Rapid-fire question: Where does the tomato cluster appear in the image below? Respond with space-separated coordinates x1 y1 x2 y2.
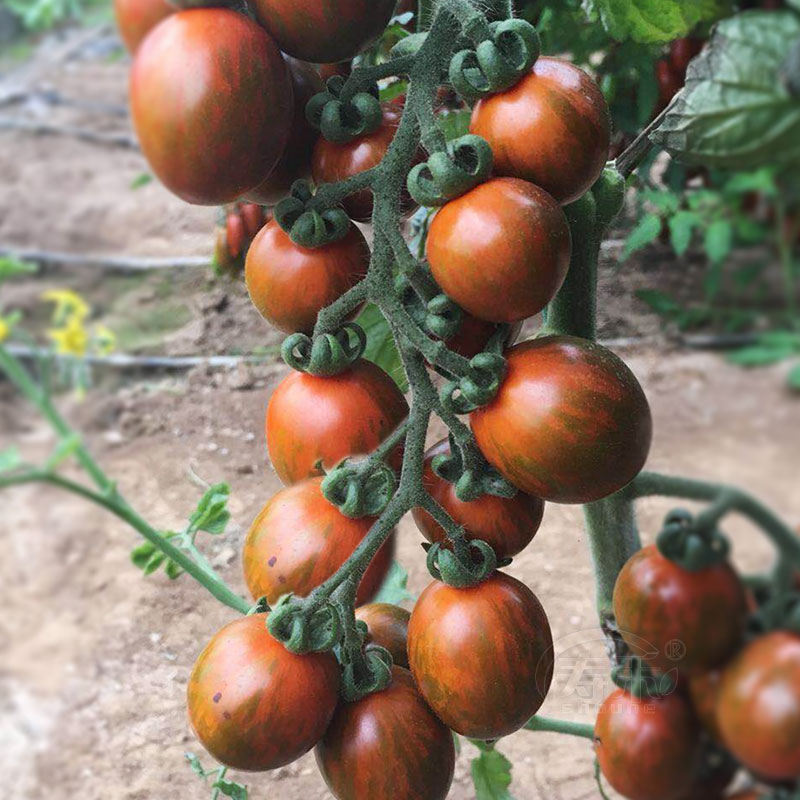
213 203 267 278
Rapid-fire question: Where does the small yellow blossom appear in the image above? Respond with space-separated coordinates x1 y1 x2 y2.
0 318 9 343
42 289 90 325
93 324 116 356
48 315 89 356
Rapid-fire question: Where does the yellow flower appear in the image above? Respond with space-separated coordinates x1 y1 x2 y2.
0 311 20 343
42 289 90 325
0 318 9 343
48 315 89 356
93 324 116 356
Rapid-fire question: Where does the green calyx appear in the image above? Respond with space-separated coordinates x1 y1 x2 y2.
748 591 800 638
267 596 341 654
439 348 507 414
611 655 676 700
341 644 394 702
449 19 540 103
432 433 517 502
407 134 494 206
274 180 351 249
306 76 383 144
656 508 731 571
281 322 366 376
426 538 498 587
395 272 464 341
322 458 398 519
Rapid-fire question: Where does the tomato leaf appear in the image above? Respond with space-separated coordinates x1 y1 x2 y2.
704 219 733 264
727 344 796 366
787 363 800 392
131 541 158 570
668 210 700 255
212 779 248 800
635 288 680 315
651 11 800 169
185 753 208 778
372 560 416 604
622 213 662 259
0 447 22 474
0 256 37 282
188 483 231 535
356 303 409 391
471 745 515 800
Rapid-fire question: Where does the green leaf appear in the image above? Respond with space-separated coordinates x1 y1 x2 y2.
652 12 800 169
734 217 768 245
131 541 158 570
722 168 777 197
471 746 515 800
371 560 416 604
0 447 22 474
728 345 796 366
704 219 733 264
130 173 153 190
380 80 408 103
623 213 662 259
184 753 208 778
669 210 700 255
213 779 248 800
635 288 680 315
45 433 82 470
165 559 184 580
643 189 680 214
355 304 408 391
189 483 231 535
0 256 37 282
787 363 800 392
142 551 167 576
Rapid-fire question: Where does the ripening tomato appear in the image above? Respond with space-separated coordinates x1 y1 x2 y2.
312 106 420 222
114 0 173 53
226 210 246 260
245 220 369 334
249 0 397 64
240 203 267 240
594 688 701 800
613 545 747 675
426 178 571 324
688 670 723 741
442 314 520 360
669 38 705 77
407 572 554 739
717 631 800 780
187 613 340 771
246 58 325 206
316 667 455 800
355 603 410 669
471 336 652 504
242 477 394 605
675 755 736 800
130 9 293 205
470 58 611 204
412 438 544 559
266 359 408 485
655 58 683 113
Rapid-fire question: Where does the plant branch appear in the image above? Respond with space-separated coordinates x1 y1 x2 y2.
615 91 682 178
525 715 595 740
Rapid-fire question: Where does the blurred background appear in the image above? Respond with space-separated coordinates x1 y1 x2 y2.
0 1 798 798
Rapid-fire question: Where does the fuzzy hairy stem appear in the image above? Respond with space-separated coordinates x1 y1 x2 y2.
525 715 595 740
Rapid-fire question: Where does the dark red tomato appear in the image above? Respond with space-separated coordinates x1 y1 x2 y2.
675 756 736 800
245 220 369 334
412 438 544 559
655 58 684 112
407 571 554 739
688 670 723 741
250 0 397 64
318 61 353 82
669 38 705 77
242 477 394 606
240 203 266 239
470 58 611 204
471 336 652 504
316 667 455 800
595 688 701 800
442 314 520 360
426 178 571 324
355 603 410 669
113 0 172 54
130 9 293 205
312 106 419 222
718 631 800 780
226 210 245 260
187 613 340 771
613 545 747 675
246 57 325 206
266 358 409 485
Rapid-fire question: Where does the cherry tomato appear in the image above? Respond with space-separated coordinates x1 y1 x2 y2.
718 631 800 780
250 0 397 64
113 0 172 53
316 667 455 800
470 57 611 204
245 220 369 334
675 753 736 800
688 669 724 741
240 203 266 240
669 38 705 77
471 336 652 504
426 178 571 324
246 57 325 206
355 603 410 669
187 613 340 771
442 314 520 360
266 358 409 485
130 9 293 205
655 58 684 113
412 438 544 559
242 477 394 606
407 571 554 739
595 688 701 800
613 545 747 675
226 210 245 260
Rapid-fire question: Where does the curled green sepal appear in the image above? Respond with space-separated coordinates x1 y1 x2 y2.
426 539 498 588
305 75 382 144
322 458 398 519
432 434 517 502
407 135 494 206
266 596 341 654
246 596 270 616
611 655 676 700
341 644 394 702
439 352 507 414
426 293 464 340
281 323 366 376
449 19 540 103
656 508 730 572
274 180 351 248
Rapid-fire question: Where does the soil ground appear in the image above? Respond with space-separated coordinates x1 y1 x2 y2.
1 20 799 800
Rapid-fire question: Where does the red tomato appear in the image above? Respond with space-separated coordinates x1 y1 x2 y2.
355 603 410 669
595 688 701 800
246 57 325 206
718 631 800 780
426 178 571 324
242 477 394 606
266 359 409 485
130 9 293 205
669 38 705 77
412 438 544 559
226 211 245 260
613 545 747 675
113 0 172 53
240 203 266 240
187 613 340 771
249 0 397 64
471 336 652 504
655 58 684 112
316 667 455 800
407 572 554 739
470 58 611 204
442 314 520 360
245 220 369 334
675 755 736 800
688 669 723 741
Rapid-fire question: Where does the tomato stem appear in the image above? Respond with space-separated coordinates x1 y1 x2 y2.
524 714 595 740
